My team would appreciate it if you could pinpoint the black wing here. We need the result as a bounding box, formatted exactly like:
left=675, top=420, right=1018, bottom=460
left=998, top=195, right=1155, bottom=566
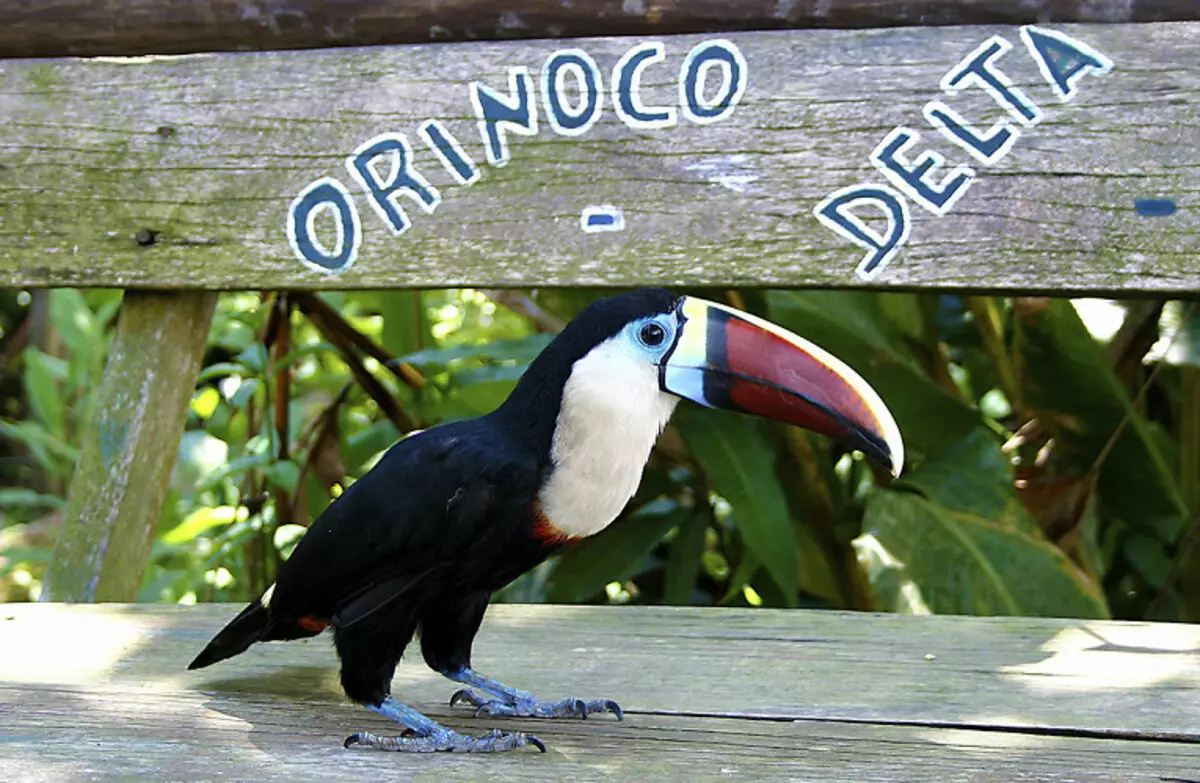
left=267, top=417, right=542, bottom=626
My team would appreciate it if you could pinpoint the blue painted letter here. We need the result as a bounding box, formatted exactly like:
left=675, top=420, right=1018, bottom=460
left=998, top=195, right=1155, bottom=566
left=943, top=36, right=1043, bottom=127
left=813, top=184, right=911, bottom=280
left=680, top=39, right=747, bottom=125
left=287, top=177, right=362, bottom=273
left=870, top=127, right=974, bottom=216
left=471, top=66, right=539, bottom=167
left=612, top=42, right=677, bottom=129
left=418, top=120, right=480, bottom=186
left=923, top=100, right=1019, bottom=165
left=346, top=133, right=440, bottom=236
left=541, top=49, right=603, bottom=136
left=1020, top=26, right=1113, bottom=102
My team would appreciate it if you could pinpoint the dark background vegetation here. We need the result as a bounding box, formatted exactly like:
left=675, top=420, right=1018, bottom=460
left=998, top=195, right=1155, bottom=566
left=1, top=288, right=1196, bottom=622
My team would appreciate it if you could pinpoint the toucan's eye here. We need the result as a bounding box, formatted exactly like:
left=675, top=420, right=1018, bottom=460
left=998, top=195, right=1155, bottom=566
left=640, top=323, right=666, bottom=346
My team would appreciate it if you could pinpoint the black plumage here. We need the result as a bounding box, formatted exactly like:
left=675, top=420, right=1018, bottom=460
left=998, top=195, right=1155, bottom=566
left=189, top=289, right=679, bottom=745
left=189, top=286, right=903, bottom=753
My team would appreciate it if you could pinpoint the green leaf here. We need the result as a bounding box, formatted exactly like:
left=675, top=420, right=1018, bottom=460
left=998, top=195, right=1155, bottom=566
left=859, top=491, right=1109, bottom=618
left=397, top=334, right=554, bottom=369
left=196, top=452, right=272, bottom=492
left=372, top=291, right=430, bottom=358
left=162, top=506, right=241, bottom=545
left=0, top=488, right=65, bottom=510
left=1015, top=299, right=1189, bottom=541
left=345, top=420, right=402, bottom=470
left=175, top=431, right=231, bottom=490
left=547, top=504, right=684, bottom=603
left=197, top=362, right=251, bottom=384
left=50, top=289, right=103, bottom=390
left=229, top=378, right=260, bottom=409
left=22, top=347, right=65, bottom=438
left=718, top=550, right=761, bottom=605
left=852, top=533, right=931, bottom=614
left=663, top=512, right=708, bottom=605
left=272, top=342, right=337, bottom=372
left=438, top=381, right=518, bottom=420
left=676, top=406, right=798, bottom=604
left=1158, top=301, right=1200, bottom=368
left=48, top=287, right=97, bottom=348
left=1123, top=533, right=1172, bottom=590
left=273, top=523, right=308, bottom=559
left=449, top=364, right=527, bottom=386
left=263, top=459, right=301, bottom=494
left=235, top=344, right=268, bottom=375
left=0, top=418, right=78, bottom=475
left=897, top=427, right=1039, bottom=535
left=766, top=291, right=980, bottom=461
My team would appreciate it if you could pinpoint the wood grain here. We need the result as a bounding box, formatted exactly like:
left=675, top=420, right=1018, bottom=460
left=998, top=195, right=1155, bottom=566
left=1, top=604, right=1197, bottom=780
left=40, top=292, right=217, bottom=602
left=0, top=24, right=1196, bottom=293
left=0, top=1, right=1196, bottom=59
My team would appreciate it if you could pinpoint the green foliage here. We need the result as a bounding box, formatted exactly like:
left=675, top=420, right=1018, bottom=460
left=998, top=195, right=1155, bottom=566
left=676, top=406, right=799, bottom=605
left=859, top=490, right=1109, bottom=617
left=1, top=287, right=1197, bottom=624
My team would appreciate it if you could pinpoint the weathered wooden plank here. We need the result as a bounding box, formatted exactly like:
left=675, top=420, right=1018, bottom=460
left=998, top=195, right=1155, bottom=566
left=0, top=1, right=1196, bottom=59
left=2, top=605, right=1197, bottom=738
left=0, top=24, right=1196, bottom=293
left=1, top=605, right=1198, bottom=780
left=4, top=688, right=1198, bottom=781
left=41, top=292, right=217, bottom=602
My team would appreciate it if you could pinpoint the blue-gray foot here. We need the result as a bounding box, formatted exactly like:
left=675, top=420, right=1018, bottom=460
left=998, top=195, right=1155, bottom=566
left=344, top=726, right=544, bottom=753
left=343, top=695, right=545, bottom=753
left=446, top=667, right=623, bottom=720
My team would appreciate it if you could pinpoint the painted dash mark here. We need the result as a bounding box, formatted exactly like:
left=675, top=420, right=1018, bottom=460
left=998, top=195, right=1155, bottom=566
left=1135, top=198, right=1177, bottom=218
left=580, top=205, right=625, bottom=233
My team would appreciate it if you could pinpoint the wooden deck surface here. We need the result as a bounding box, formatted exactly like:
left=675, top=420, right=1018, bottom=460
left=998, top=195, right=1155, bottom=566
left=1, top=604, right=1198, bottom=780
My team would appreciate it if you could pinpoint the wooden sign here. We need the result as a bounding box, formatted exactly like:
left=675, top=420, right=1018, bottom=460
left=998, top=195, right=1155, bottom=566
left=0, top=23, right=1196, bottom=292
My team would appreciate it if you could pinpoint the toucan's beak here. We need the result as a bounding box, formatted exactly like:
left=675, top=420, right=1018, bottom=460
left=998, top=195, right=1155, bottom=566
left=660, top=296, right=905, bottom=477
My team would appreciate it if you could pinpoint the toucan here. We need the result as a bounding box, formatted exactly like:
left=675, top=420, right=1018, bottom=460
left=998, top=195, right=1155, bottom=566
left=188, top=288, right=903, bottom=753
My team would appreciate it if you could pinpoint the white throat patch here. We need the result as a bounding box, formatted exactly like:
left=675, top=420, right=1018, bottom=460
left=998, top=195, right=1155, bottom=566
left=539, top=336, right=678, bottom=538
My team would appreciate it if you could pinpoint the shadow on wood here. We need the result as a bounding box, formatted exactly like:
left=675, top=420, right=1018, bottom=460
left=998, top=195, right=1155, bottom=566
left=1, top=604, right=1197, bottom=779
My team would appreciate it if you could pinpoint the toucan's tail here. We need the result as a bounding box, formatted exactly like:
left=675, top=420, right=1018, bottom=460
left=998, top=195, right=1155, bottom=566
left=189, top=593, right=328, bottom=670
left=188, top=600, right=273, bottom=670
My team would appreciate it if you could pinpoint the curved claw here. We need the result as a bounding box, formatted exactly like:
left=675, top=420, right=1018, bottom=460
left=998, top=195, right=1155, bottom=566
left=343, top=732, right=365, bottom=749
left=528, top=735, right=547, bottom=753
left=449, top=688, right=478, bottom=708
left=606, top=700, right=625, bottom=721
left=574, top=698, right=588, bottom=720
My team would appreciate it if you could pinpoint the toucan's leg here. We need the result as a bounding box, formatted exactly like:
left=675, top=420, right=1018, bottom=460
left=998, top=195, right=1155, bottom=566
left=419, top=591, right=622, bottom=721
left=337, top=613, right=542, bottom=753
left=343, top=696, right=545, bottom=753
left=447, top=667, right=624, bottom=720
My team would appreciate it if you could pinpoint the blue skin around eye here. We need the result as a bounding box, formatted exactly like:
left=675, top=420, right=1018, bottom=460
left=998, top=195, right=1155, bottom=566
left=586, top=213, right=617, bottom=227
left=626, top=317, right=674, bottom=358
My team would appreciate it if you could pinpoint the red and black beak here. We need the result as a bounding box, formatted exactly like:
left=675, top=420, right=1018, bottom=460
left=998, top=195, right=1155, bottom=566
left=660, top=296, right=904, bottom=476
